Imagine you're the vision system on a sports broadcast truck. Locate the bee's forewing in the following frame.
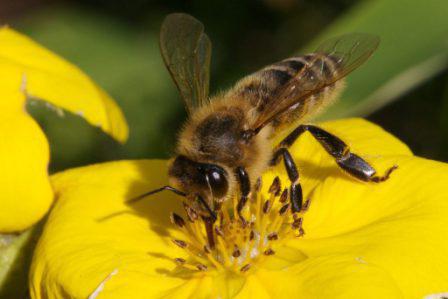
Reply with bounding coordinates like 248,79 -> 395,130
160,13 -> 212,114
252,33 -> 380,131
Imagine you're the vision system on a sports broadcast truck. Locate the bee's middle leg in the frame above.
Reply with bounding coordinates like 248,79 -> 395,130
272,148 -> 303,213
236,166 -> 250,224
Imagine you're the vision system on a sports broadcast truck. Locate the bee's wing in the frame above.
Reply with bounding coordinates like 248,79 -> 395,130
160,13 -> 212,114
251,33 -> 380,132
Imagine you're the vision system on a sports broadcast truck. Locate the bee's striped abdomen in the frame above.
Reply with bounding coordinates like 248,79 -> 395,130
232,54 -> 343,129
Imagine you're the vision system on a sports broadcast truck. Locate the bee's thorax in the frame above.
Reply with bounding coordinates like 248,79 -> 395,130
174,97 -> 273,201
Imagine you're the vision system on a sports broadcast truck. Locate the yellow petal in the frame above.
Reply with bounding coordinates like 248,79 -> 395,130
31,159 -> 259,299
0,90 -> 52,232
28,159 -> 416,298
0,27 -> 128,142
254,255 -> 403,298
288,156 -> 448,298
265,117 -> 412,198
31,119 -> 436,298
31,160 -> 181,298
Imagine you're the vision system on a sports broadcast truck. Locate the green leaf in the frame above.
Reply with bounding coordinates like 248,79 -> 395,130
0,229 -> 36,298
308,0 -> 448,120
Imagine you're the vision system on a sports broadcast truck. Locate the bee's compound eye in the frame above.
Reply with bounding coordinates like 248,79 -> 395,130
207,170 -> 228,198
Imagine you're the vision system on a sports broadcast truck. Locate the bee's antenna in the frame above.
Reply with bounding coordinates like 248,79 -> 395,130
197,195 -> 217,223
127,185 -> 186,204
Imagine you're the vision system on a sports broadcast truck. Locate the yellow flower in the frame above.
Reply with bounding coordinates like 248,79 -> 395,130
0,27 -> 128,232
29,118 -> 448,298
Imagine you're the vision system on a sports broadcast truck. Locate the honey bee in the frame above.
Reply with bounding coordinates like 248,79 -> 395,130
131,13 -> 397,245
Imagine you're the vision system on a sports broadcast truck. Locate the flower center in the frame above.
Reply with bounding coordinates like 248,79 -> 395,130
170,176 -> 309,274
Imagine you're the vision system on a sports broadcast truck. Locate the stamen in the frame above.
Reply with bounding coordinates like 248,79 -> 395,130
269,176 -> 281,195
215,226 -> 224,237
240,264 -> 251,272
172,239 -> 187,249
167,176 -> 310,274
279,203 -> 290,215
279,189 -> 288,203
262,200 -> 272,214
196,264 -> 208,271
183,202 -> 199,222
302,198 -> 311,211
232,245 -> 241,258
267,232 -> 278,241
170,213 -> 185,228
292,217 -> 303,229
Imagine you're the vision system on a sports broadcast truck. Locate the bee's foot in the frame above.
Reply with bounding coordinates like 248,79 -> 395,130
371,164 -> 398,183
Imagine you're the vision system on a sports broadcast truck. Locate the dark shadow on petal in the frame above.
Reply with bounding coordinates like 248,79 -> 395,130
96,210 -> 137,222
124,160 -> 184,227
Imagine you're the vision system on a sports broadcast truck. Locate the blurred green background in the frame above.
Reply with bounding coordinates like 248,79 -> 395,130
2,0 -> 448,172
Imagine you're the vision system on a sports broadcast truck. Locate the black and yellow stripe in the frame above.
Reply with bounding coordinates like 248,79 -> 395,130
234,53 -> 341,126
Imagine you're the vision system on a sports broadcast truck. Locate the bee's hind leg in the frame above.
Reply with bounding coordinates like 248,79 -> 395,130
236,167 -> 250,225
276,124 -> 398,182
272,148 -> 303,213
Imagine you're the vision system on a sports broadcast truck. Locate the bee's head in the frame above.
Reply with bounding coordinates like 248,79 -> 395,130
168,155 -> 229,201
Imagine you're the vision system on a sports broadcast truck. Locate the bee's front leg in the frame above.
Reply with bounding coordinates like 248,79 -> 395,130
202,215 -> 216,250
236,166 -> 250,225
196,195 -> 217,249
277,124 -> 397,182
272,148 -> 303,213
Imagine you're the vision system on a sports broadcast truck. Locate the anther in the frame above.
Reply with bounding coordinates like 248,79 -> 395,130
292,217 -> 303,230
170,213 -> 185,228
279,203 -> 290,215
183,202 -> 198,222
172,239 -> 187,249
263,200 -> 272,214
302,198 -> 311,212
232,245 -> 241,258
269,176 -> 281,195
166,174 -> 307,273
279,189 -> 288,203
215,226 -> 224,237
175,258 -> 186,265
267,232 -> 278,241
240,264 -> 251,272
196,264 -> 208,271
